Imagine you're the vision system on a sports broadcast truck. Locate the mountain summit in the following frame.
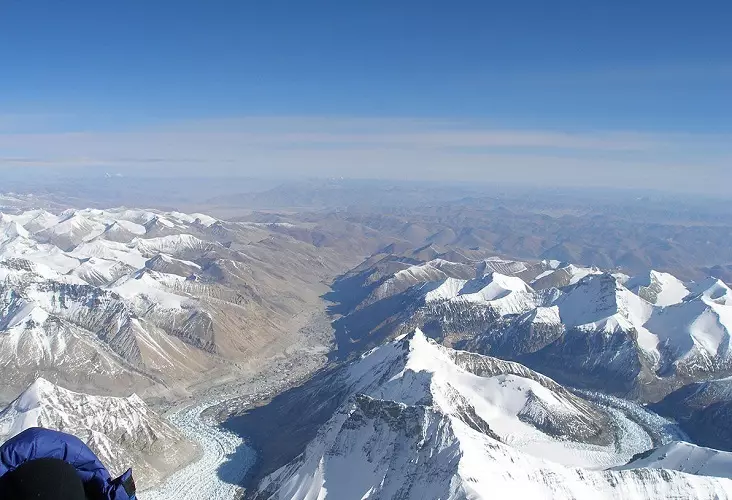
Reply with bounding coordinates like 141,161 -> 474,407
250,330 -> 732,500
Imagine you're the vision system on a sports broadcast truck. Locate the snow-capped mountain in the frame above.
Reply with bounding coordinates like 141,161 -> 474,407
487,273 -> 732,399
422,272 -> 539,316
248,331 -> 732,500
350,256 -> 564,310
340,329 -> 619,462
362,258 -> 476,306
332,248 -> 732,401
0,206 -> 345,400
625,270 -> 690,306
240,245 -> 732,499
0,378 -> 196,487
529,262 -> 603,290
233,329 -> 709,496
253,397 -> 732,500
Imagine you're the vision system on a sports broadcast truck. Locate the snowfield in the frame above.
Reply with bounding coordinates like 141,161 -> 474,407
616,441 -> 732,480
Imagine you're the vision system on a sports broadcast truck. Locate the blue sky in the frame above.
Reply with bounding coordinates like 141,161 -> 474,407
0,0 -> 730,192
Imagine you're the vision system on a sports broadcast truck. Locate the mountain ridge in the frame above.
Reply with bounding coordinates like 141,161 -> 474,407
0,377 -> 196,487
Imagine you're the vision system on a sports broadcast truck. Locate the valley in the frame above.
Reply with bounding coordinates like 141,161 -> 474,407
4,3 -> 729,497
2,190 -> 732,498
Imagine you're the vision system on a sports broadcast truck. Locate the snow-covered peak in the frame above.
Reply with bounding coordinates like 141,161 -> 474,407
0,376 -> 175,446
423,273 -> 537,316
9,377 -> 74,425
479,257 -> 530,276
388,260 -> 449,285
70,239 -> 148,269
552,273 -> 654,329
647,281 -> 732,362
43,212 -> 106,239
4,210 -> 59,233
144,253 -> 200,278
0,218 -> 30,241
468,272 -> 532,298
544,259 -> 562,268
423,277 -> 468,302
103,220 -> 147,238
0,207 -> 220,244
254,345 -> 732,500
530,263 -> 603,290
69,256 -> 134,286
167,211 -> 218,227
133,234 -> 216,258
625,270 -> 690,306
111,269 -> 193,310
541,271 -> 732,371
343,329 -> 616,466
0,377 -> 194,485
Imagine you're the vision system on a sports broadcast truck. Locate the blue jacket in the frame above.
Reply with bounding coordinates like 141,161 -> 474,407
0,427 -> 136,500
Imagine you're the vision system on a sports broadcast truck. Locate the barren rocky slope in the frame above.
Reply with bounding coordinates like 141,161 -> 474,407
0,207 -> 356,401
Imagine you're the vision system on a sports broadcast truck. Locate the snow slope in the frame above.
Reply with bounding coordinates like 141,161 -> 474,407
423,272 -> 539,315
351,251 -> 732,399
0,378 -> 195,485
341,329 -> 616,464
617,441 -> 732,480
252,392 -> 732,500
626,270 -> 690,306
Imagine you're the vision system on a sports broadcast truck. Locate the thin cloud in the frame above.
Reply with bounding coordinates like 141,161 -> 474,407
0,116 -> 729,194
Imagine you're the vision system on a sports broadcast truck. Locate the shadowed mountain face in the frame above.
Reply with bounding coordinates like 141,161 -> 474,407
227,330 -> 620,488
227,330 -> 732,500
652,378 -> 732,452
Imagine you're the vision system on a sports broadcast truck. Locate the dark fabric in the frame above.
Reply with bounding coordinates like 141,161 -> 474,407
0,428 -> 136,500
0,457 -> 87,499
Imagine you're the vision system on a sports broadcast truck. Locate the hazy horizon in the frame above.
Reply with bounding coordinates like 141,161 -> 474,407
2,1 -> 730,194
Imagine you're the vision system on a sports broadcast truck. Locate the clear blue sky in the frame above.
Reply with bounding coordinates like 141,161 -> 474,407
0,1 -> 730,192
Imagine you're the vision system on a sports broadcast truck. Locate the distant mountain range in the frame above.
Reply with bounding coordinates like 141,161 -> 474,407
331,248 -> 732,398
227,182 -> 732,282
315,245 -> 732,462
5,195 -> 732,498
0,206 -> 347,401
